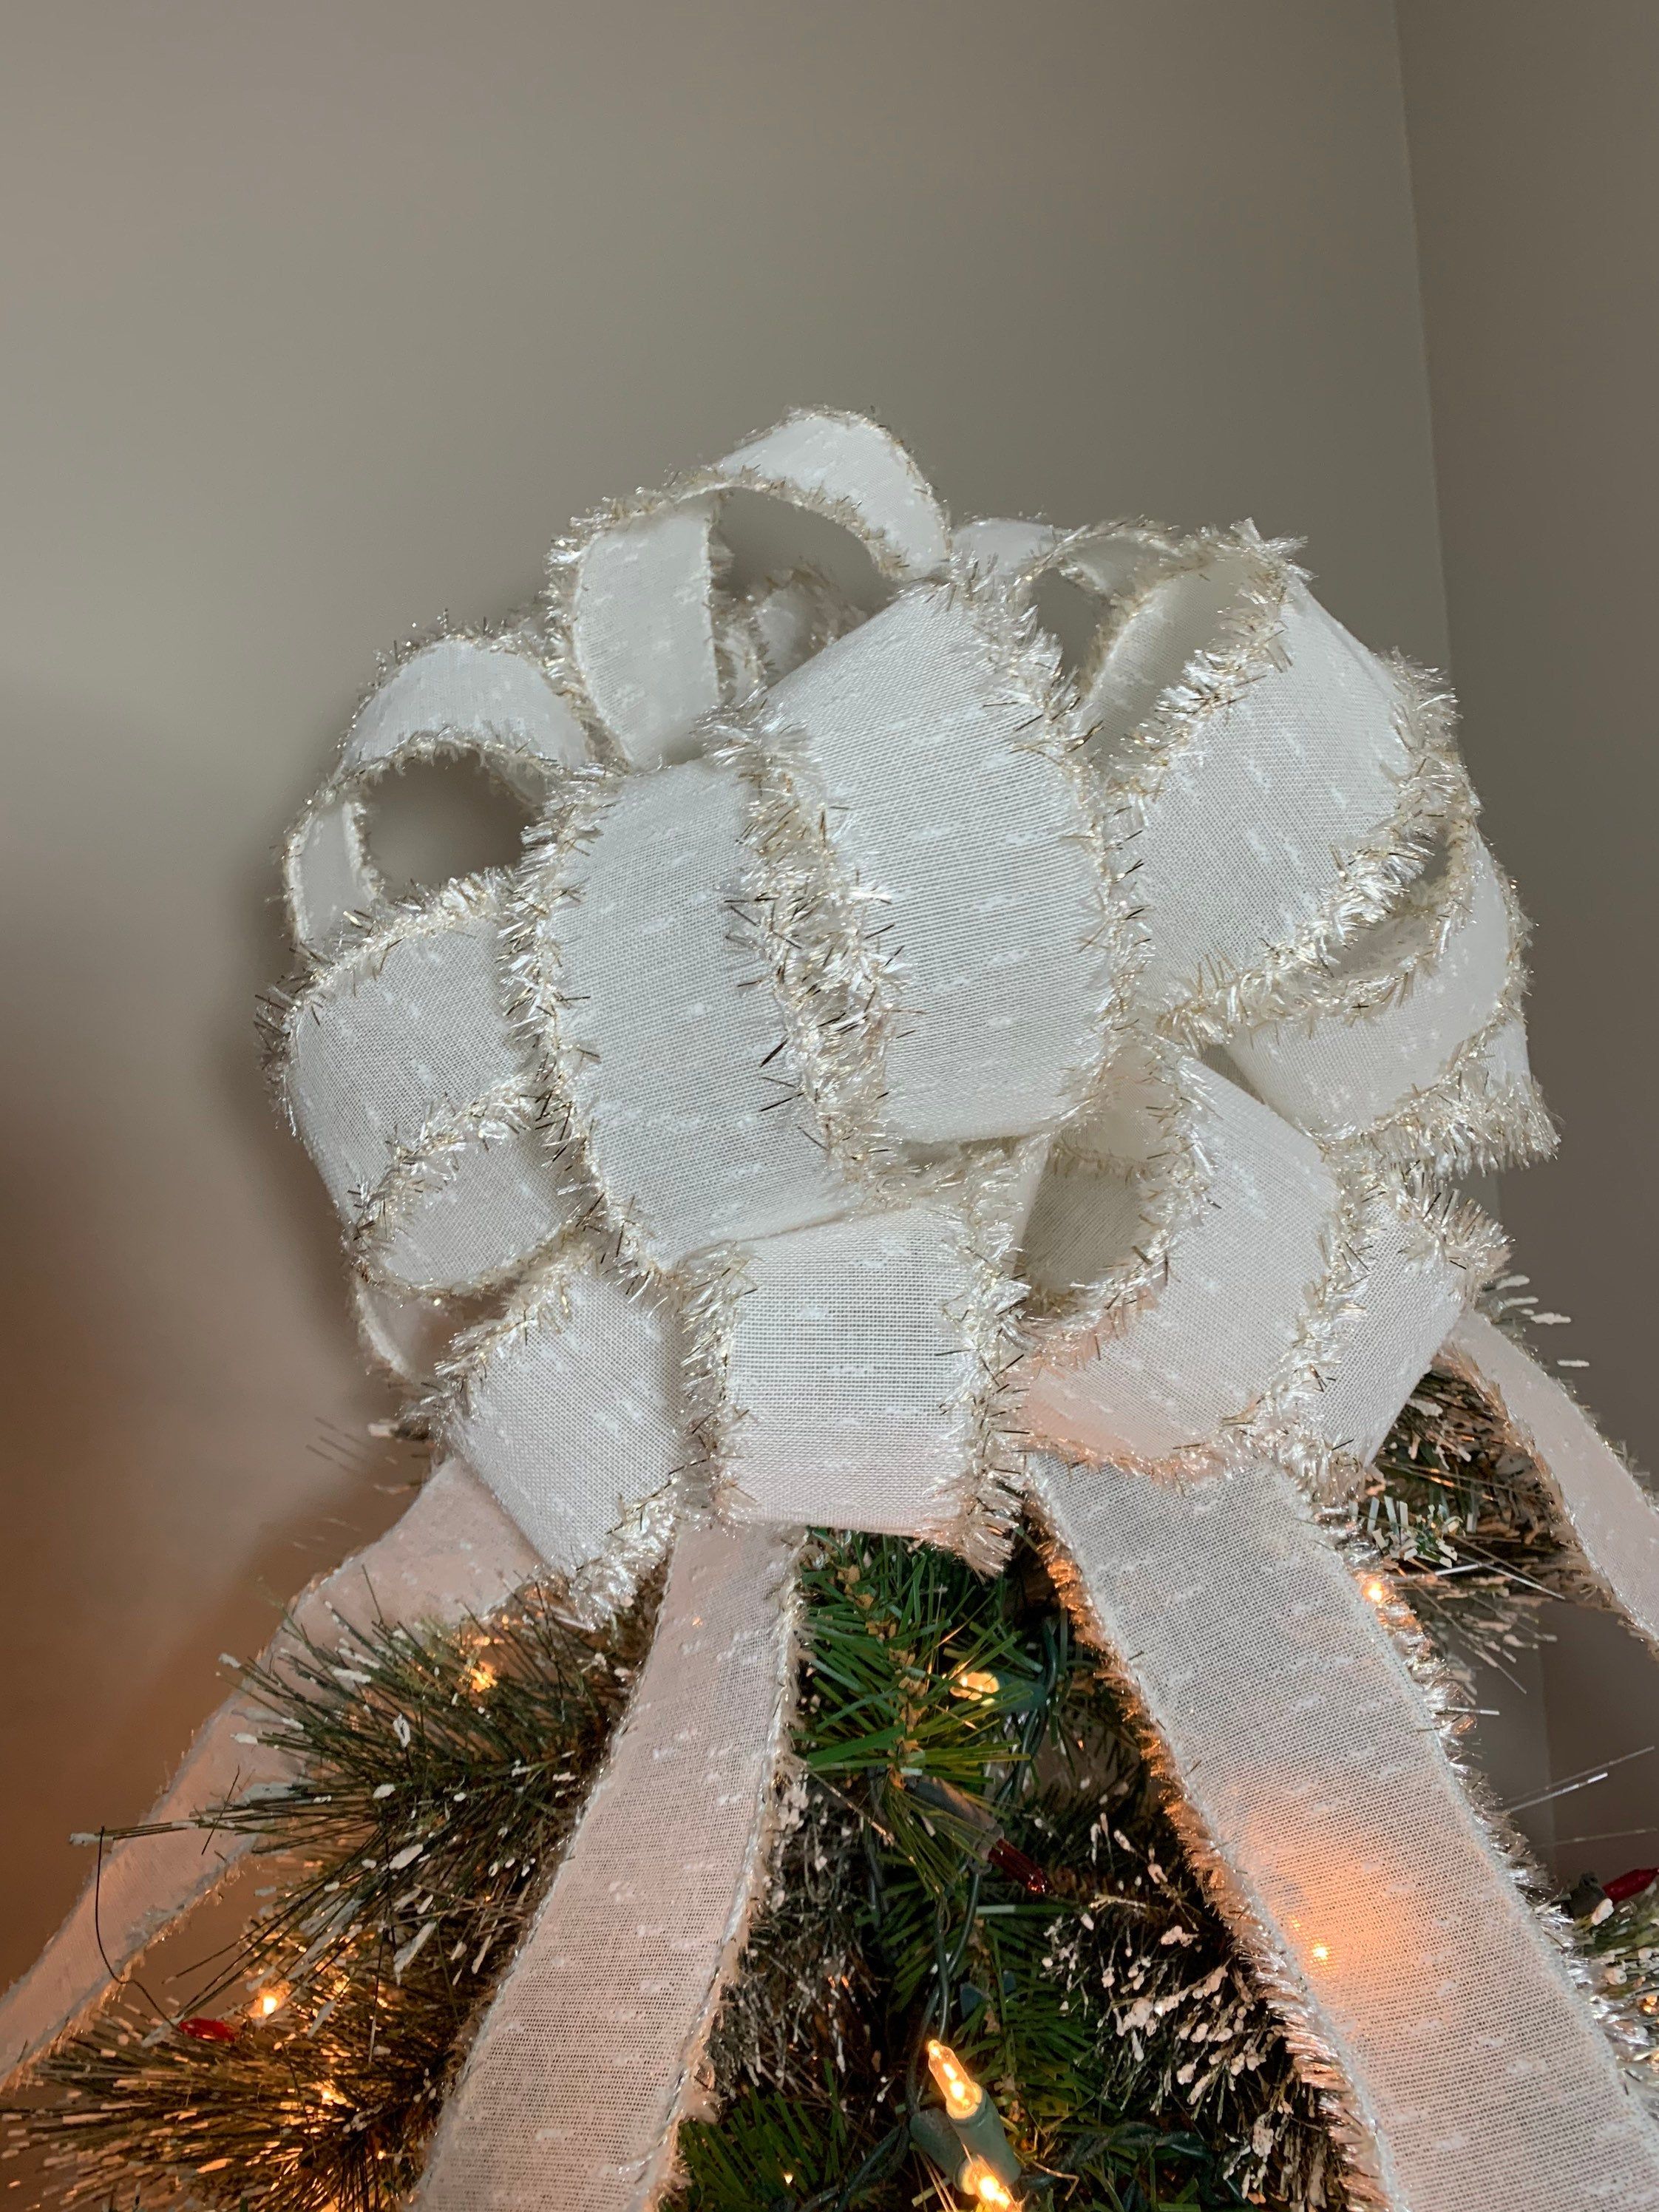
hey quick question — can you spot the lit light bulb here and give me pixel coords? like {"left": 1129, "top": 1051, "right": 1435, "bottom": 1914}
{"left": 254, "top": 1985, "right": 287, "bottom": 2018}
{"left": 927, "top": 2038, "right": 985, "bottom": 2121}
{"left": 949, "top": 1668, "right": 1001, "bottom": 1701}
{"left": 960, "top": 2158, "right": 1020, "bottom": 2207}
{"left": 467, "top": 1660, "right": 498, "bottom": 1694}
{"left": 1363, "top": 1578, "right": 1388, "bottom": 1605}
{"left": 1312, "top": 1943, "right": 1330, "bottom": 1963}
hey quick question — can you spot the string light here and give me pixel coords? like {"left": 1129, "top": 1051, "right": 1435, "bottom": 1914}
{"left": 458, "top": 1629, "right": 499, "bottom": 1694}
{"left": 1363, "top": 1578, "right": 1388, "bottom": 1605}
{"left": 926, "top": 2041, "right": 1022, "bottom": 2191}
{"left": 927, "top": 2039, "right": 983, "bottom": 2120}
{"left": 254, "top": 1986, "right": 288, "bottom": 2018}
{"left": 1312, "top": 1944, "right": 1330, "bottom": 1963}
{"left": 960, "top": 2160, "right": 1020, "bottom": 2208}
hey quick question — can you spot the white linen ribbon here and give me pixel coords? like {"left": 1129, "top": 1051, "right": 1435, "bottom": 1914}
{"left": 9, "top": 413, "right": 1659, "bottom": 2212}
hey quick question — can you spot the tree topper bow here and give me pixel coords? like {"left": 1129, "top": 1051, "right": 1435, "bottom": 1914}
{"left": 8, "top": 413, "right": 1659, "bottom": 2212}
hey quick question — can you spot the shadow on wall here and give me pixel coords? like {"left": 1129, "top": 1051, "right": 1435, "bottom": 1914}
{"left": 0, "top": 676, "right": 402, "bottom": 1989}
{"left": 1540, "top": 1604, "right": 1659, "bottom": 1890}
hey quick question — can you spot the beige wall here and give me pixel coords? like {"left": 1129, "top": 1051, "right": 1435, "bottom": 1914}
{"left": 1, "top": 1, "right": 1446, "bottom": 1978}
{"left": 1398, "top": 0, "right": 1659, "bottom": 1883}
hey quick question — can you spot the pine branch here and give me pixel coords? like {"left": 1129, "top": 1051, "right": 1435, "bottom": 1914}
{"left": 3, "top": 1584, "right": 650, "bottom": 2209}
{"left": 1357, "top": 1364, "right": 1581, "bottom": 1669}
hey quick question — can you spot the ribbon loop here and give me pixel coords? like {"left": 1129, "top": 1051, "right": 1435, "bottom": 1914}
{"left": 1000, "top": 524, "right": 1468, "bottom": 1044}
{"left": 559, "top": 410, "right": 949, "bottom": 773}
{"left": 1021, "top": 1060, "right": 1335, "bottom": 1464}
{"left": 278, "top": 879, "right": 577, "bottom": 1295}
{"left": 437, "top": 1244, "right": 687, "bottom": 1618}
{"left": 512, "top": 758, "right": 861, "bottom": 1272}
{"left": 567, "top": 498, "right": 723, "bottom": 770}
{"left": 705, "top": 1199, "right": 1022, "bottom": 1567}
{"left": 1020, "top": 1062, "right": 1487, "bottom": 1486}
{"left": 1227, "top": 829, "right": 1553, "bottom": 1174}
{"left": 716, "top": 408, "right": 950, "bottom": 581}
{"left": 744, "top": 580, "right": 1126, "bottom": 1150}
{"left": 285, "top": 634, "right": 586, "bottom": 955}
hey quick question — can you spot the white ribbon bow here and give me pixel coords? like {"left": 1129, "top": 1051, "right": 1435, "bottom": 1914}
{"left": 9, "top": 413, "right": 1659, "bottom": 2212}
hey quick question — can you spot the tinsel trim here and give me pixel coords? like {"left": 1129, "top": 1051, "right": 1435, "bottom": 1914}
{"left": 1019, "top": 521, "right": 1469, "bottom": 1045}
{"left": 501, "top": 767, "right": 639, "bottom": 1258}
{"left": 345, "top": 1076, "right": 552, "bottom": 1295}
{"left": 944, "top": 1152, "right": 1044, "bottom": 1573}
{"left": 1024, "top": 1142, "right": 1507, "bottom": 1507}
{"left": 1326, "top": 980, "right": 1558, "bottom": 1183}
{"left": 714, "top": 563, "right": 866, "bottom": 703}
{"left": 947, "top": 552, "right": 1144, "bottom": 1122}
{"left": 718, "top": 700, "right": 911, "bottom": 1198}
{"left": 1236, "top": 809, "right": 1558, "bottom": 1178}
{"left": 1246, "top": 773, "right": 1488, "bottom": 1033}
{"left": 260, "top": 868, "right": 586, "bottom": 1307}
{"left": 714, "top": 403, "right": 949, "bottom": 580}
{"left": 1363, "top": 1064, "right": 1556, "bottom": 1184}
{"left": 1161, "top": 648, "right": 1469, "bottom": 1048}
{"left": 1232, "top": 1173, "right": 1507, "bottom": 1502}
{"left": 722, "top": 563, "right": 1137, "bottom": 1200}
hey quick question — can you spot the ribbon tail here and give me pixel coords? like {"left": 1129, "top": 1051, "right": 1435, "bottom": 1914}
{"left": 1031, "top": 1449, "right": 1659, "bottom": 2212}
{"left": 1445, "top": 1309, "right": 1659, "bottom": 1653}
{"left": 414, "top": 1516, "right": 800, "bottom": 2212}
{"left": 0, "top": 1459, "right": 537, "bottom": 2086}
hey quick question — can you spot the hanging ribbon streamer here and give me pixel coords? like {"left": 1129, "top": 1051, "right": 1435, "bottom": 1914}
{"left": 1037, "top": 1454, "right": 1659, "bottom": 2212}
{"left": 7, "top": 412, "right": 1659, "bottom": 2212}
{"left": 415, "top": 1519, "right": 799, "bottom": 2212}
